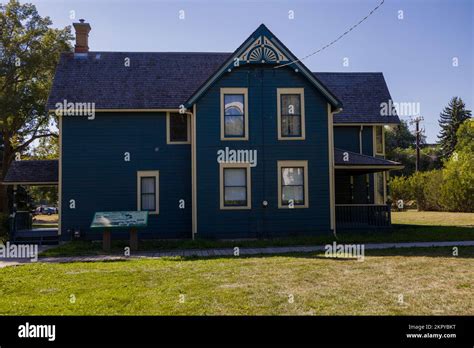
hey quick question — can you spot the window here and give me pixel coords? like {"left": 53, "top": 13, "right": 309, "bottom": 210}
{"left": 167, "top": 112, "right": 190, "bottom": 144}
{"left": 278, "top": 161, "right": 309, "bottom": 208}
{"left": 277, "top": 88, "right": 305, "bottom": 140}
{"left": 375, "top": 125, "right": 384, "bottom": 155}
{"left": 220, "top": 163, "right": 251, "bottom": 209}
{"left": 137, "top": 171, "right": 159, "bottom": 214}
{"left": 221, "top": 88, "right": 248, "bottom": 140}
{"left": 374, "top": 172, "right": 385, "bottom": 205}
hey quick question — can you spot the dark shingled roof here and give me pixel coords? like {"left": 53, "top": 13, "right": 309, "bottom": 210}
{"left": 315, "top": 72, "right": 399, "bottom": 124}
{"left": 47, "top": 52, "right": 231, "bottom": 110}
{"left": 3, "top": 160, "right": 58, "bottom": 184}
{"left": 334, "top": 149, "right": 402, "bottom": 167}
{"left": 47, "top": 52, "right": 399, "bottom": 124}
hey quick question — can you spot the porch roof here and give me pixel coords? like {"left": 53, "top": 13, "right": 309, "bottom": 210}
{"left": 2, "top": 160, "right": 58, "bottom": 185}
{"left": 334, "top": 149, "right": 403, "bottom": 172}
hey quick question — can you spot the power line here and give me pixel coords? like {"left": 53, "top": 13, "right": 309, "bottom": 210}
{"left": 275, "top": 0, "right": 385, "bottom": 69}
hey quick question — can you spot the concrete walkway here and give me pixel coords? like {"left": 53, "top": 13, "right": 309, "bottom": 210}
{"left": 1, "top": 240, "right": 473, "bottom": 268}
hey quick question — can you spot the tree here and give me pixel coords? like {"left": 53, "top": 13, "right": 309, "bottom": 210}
{"left": 439, "top": 120, "right": 474, "bottom": 212}
{"left": 0, "top": 0, "right": 72, "bottom": 212}
{"left": 389, "top": 121, "right": 474, "bottom": 212}
{"left": 454, "top": 118, "right": 474, "bottom": 154}
{"left": 438, "top": 97, "right": 472, "bottom": 159}
{"left": 27, "top": 135, "right": 58, "bottom": 160}
{"left": 385, "top": 120, "right": 416, "bottom": 151}
{"left": 387, "top": 145, "right": 442, "bottom": 177}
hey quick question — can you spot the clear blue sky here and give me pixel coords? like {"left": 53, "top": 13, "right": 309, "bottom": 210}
{"left": 32, "top": 0, "right": 473, "bottom": 143}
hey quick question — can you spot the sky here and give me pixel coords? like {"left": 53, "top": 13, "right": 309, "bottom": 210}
{"left": 30, "top": 0, "right": 473, "bottom": 143}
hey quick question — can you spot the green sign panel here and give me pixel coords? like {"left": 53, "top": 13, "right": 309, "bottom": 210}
{"left": 90, "top": 211, "right": 148, "bottom": 229}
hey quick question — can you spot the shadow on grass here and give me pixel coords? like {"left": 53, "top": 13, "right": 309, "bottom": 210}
{"left": 33, "top": 244, "right": 474, "bottom": 268}
{"left": 171, "top": 245, "right": 474, "bottom": 262}
{"left": 39, "top": 225, "right": 473, "bottom": 258}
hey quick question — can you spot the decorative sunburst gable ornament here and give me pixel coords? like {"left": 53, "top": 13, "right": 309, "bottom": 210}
{"left": 237, "top": 35, "right": 289, "bottom": 64}
{"left": 185, "top": 24, "right": 342, "bottom": 109}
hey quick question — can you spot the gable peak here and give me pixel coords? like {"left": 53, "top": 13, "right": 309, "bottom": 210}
{"left": 234, "top": 24, "right": 290, "bottom": 64}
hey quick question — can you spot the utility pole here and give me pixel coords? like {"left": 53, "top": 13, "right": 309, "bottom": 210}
{"left": 410, "top": 116, "right": 424, "bottom": 172}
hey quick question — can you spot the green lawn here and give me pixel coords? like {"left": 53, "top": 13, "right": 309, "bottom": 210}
{"left": 2, "top": 210, "right": 472, "bottom": 315}
{"left": 392, "top": 210, "right": 474, "bottom": 227}
{"left": 1, "top": 247, "right": 472, "bottom": 315}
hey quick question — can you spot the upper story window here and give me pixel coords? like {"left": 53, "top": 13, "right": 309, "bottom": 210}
{"left": 375, "top": 125, "right": 384, "bottom": 155}
{"left": 277, "top": 88, "right": 305, "bottom": 140}
{"left": 277, "top": 160, "right": 309, "bottom": 208}
{"left": 167, "top": 112, "right": 190, "bottom": 144}
{"left": 221, "top": 88, "right": 248, "bottom": 141}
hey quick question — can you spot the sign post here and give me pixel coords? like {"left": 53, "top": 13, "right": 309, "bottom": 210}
{"left": 103, "top": 229, "right": 111, "bottom": 251}
{"left": 90, "top": 211, "right": 148, "bottom": 251}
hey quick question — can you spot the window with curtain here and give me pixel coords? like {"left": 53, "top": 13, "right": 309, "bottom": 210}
{"left": 224, "top": 94, "right": 245, "bottom": 137}
{"left": 223, "top": 168, "right": 247, "bottom": 206}
{"left": 281, "top": 167, "right": 305, "bottom": 206}
{"left": 169, "top": 113, "right": 188, "bottom": 143}
{"left": 140, "top": 176, "right": 156, "bottom": 211}
{"left": 280, "top": 94, "right": 302, "bottom": 137}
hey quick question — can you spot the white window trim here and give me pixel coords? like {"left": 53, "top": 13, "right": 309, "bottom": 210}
{"left": 373, "top": 125, "right": 385, "bottom": 156}
{"left": 220, "top": 88, "right": 249, "bottom": 141}
{"left": 137, "top": 170, "right": 159, "bottom": 215}
{"left": 373, "top": 125, "right": 386, "bottom": 205}
{"left": 374, "top": 171, "right": 387, "bottom": 205}
{"left": 277, "top": 88, "right": 306, "bottom": 140}
{"left": 167, "top": 112, "right": 191, "bottom": 144}
{"left": 219, "top": 163, "right": 251, "bottom": 210}
{"left": 277, "top": 160, "right": 309, "bottom": 209}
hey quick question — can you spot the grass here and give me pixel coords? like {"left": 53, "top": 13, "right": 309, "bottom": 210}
{"left": 392, "top": 210, "right": 474, "bottom": 227}
{"left": 1, "top": 246, "right": 473, "bottom": 315}
{"left": 32, "top": 214, "right": 59, "bottom": 224}
{"left": 32, "top": 214, "right": 58, "bottom": 229}
{"left": 41, "top": 210, "right": 474, "bottom": 257}
{"left": 41, "top": 225, "right": 474, "bottom": 257}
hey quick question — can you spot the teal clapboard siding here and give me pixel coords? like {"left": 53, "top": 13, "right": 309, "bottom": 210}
{"left": 61, "top": 112, "right": 191, "bottom": 240}
{"left": 195, "top": 66, "right": 331, "bottom": 238}
{"left": 334, "top": 126, "right": 373, "bottom": 156}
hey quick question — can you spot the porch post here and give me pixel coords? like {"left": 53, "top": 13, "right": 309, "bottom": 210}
{"left": 13, "top": 184, "right": 17, "bottom": 213}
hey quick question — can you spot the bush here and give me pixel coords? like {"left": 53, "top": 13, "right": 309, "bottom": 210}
{"left": 389, "top": 170, "right": 444, "bottom": 211}
{"left": 388, "top": 175, "right": 412, "bottom": 204}
{"left": 388, "top": 118, "right": 473, "bottom": 212}
{"left": 439, "top": 151, "right": 474, "bottom": 212}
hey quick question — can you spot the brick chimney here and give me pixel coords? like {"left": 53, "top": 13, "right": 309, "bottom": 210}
{"left": 73, "top": 19, "right": 91, "bottom": 53}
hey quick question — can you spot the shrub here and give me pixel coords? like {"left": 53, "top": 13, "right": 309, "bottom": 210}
{"left": 388, "top": 170, "right": 444, "bottom": 211}
{"left": 388, "top": 120, "right": 473, "bottom": 212}
{"left": 439, "top": 151, "right": 474, "bottom": 212}
{"left": 388, "top": 175, "right": 412, "bottom": 204}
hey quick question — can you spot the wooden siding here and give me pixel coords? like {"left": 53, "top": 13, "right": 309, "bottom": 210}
{"left": 61, "top": 112, "right": 191, "bottom": 240}
{"left": 334, "top": 126, "right": 373, "bottom": 156}
{"left": 195, "top": 66, "right": 331, "bottom": 238}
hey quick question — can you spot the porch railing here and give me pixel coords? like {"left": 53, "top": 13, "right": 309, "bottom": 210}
{"left": 335, "top": 204, "right": 391, "bottom": 230}
{"left": 9, "top": 211, "right": 33, "bottom": 235}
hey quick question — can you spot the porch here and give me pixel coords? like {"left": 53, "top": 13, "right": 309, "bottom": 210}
{"left": 2, "top": 160, "right": 59, "bottom": 244}
{"left": 336, "top": 204, "right": 391, "bottom": 230}
{"left": 333, "top": 149, "right": 403, "bottom": 230}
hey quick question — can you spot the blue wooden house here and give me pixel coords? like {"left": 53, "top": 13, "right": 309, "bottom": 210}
{"left": 42, "top": 21, "right": 402, "bottom": 240}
